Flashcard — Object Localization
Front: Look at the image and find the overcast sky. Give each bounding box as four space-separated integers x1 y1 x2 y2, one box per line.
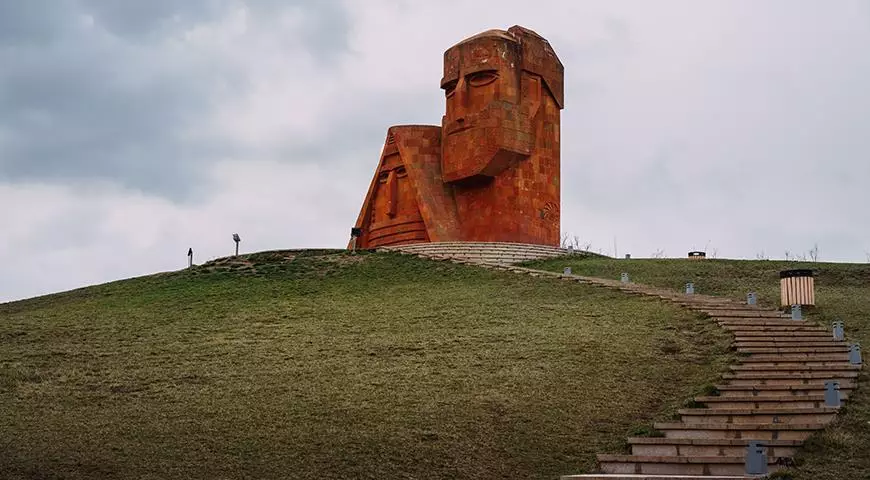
1 0 869 302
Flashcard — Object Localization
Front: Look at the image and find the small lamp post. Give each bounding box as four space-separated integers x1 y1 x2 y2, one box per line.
188 248 193 268
232 233 241 257
350 227 362 253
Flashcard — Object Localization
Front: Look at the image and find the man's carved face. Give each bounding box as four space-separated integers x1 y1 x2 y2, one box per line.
440 32 537 183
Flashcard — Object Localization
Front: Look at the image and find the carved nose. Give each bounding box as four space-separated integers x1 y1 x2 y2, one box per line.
455 76 467 107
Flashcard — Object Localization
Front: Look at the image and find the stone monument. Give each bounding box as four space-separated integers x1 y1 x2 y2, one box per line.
352 25 564 248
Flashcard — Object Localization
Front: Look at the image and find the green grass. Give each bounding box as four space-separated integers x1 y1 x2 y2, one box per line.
525 256 870 480
0 250 733 480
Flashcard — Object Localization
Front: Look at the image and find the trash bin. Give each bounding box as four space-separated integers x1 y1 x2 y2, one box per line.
688 251 706 260
780 269 815 307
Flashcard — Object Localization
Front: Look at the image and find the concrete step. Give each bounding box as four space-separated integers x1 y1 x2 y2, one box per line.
705 310 791 318
596 454 784 476
715 384 854 397
723 371 857 382
733 338 843 345
654 421 825 440
387 242 573 265
734 359 856 368
723 325 828 333
627 437 801 457
739 353 850 362
730 363 860 373
718 320 810 328
678 407 838 425
695 394 848 409
735 345 851 354
732 331 836 338
724 378 855 388
563 474 757 480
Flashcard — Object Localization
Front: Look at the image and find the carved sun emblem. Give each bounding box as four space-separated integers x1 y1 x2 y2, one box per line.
541 202 559 224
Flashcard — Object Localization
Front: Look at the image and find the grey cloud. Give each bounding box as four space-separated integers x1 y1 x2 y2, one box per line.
0 0 78 46
0 0 351 199
78 0 230 38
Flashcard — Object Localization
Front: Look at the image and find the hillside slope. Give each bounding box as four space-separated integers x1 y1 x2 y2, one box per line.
0 250 731 480
525 255 870 480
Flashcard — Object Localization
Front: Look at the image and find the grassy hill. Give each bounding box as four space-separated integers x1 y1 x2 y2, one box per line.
0 250 734 480
525 256 870 480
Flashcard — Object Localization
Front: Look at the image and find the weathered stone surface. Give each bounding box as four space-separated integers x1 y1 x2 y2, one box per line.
353 26 564 248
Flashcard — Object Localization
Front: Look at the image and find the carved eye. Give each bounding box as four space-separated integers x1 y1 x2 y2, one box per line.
467 71 498 87
443 81 457 98
395 166 407 178
377 172 389 183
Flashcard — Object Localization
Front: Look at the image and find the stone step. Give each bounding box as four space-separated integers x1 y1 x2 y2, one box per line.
730 363 860 373
735 359 856 368
394 242 567 251
706 310 791 318
726 369 858 380
733 338 843 344
724 371 858 381
678 303 762 311
733 331 835 338
596 454 783 476
695 394 848 409
627 437 801 457
722 325 828 333
419 251 558 258
723 377 855 388
678 407 838 425
562 474 755 480
715 384 854 397
731 338 842 346
739 353 850 362
735 345 851 354
654 421 825 440
718 320 809 328
388 242 574 265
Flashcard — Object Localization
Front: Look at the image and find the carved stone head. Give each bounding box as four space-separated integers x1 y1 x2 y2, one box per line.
440 25 564 184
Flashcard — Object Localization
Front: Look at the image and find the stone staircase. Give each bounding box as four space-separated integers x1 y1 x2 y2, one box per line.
378 241 581 265
385 245 863 479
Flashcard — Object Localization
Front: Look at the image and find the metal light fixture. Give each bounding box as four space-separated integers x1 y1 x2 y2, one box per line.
350 227 362 254
232 233 241 256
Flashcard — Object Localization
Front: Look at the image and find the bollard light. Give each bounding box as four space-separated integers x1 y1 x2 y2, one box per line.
624 253 631 259
824 380 841 408
850 344 863 365
791 304 802 321
686 282 695 295
747 292 757 305
563 267 572 275
187 248 193 268
745 441 768 476
621 273 630 284
833 321 845 341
